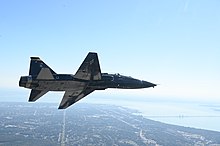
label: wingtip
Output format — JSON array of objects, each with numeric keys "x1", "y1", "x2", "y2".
[
  {"x1": 30, "y1": 57, "x2": 40, "y2": 60},
  {"x1": 58, "y1": 105, "x2": 67, "y2": 109},
  {"x1": 88, "y1": 52, "x2": 97, "y2": 55},
  {"x1": 58, "y1": 106, "x2": 65, "y2": 109}
]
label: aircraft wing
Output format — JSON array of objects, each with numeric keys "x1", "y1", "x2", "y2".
[
  {"x1": 58, "y1": 88, "x2": 95, "y2": 109},
  {"x1": 74, "y1": 52, "x2": 101, "y2": 80},
  {"x1": 29, "y1": 89, "x2": 48, "y2": 102}
]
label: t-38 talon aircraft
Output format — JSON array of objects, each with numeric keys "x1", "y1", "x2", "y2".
[{"x1": 19, "y1": 52, "x2": 156, "y2": 109}]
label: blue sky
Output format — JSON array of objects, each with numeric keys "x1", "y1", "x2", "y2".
[{"x1": 0, "y1": 0, "x2": 220, "y2": 103}]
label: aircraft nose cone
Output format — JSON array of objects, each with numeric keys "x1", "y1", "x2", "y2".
[{"x1": 142, "y1": 81, "x2": 157, "y2": 88}]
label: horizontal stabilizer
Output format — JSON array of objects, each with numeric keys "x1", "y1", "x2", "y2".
[
  {"x1": 74, "y1": 52, "x2": 101, "y2": 80},
  {"x1": 29, "y1": 89, "x2": 48, "y2": 102}
]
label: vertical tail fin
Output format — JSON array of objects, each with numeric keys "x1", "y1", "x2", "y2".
[{"x1": 29, "y1": 57, "x2": 56, "y2": 79}]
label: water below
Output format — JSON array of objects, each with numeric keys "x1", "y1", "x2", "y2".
[
  {"x1": 124, "y1": 102, "x2": 220, "y2": 132},
  {"x1": 86, "y1": 97, "x2": 220, "y2": 132}
]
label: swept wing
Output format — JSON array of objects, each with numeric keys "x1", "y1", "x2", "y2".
[{"x1": 58, "y1": 52, "x2": 101, "y2": 109}]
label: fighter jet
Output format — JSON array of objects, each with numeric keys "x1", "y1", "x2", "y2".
[{"x1": 19, "y1": 52, "x2": 156, "y2": 109}]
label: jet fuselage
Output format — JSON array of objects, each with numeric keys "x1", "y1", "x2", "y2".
[
  {"x1": 19, "y1": 73, "x2": 156, "y2": 91},
  {"x1": 19, "y1": 52, "x2": 156, "y2": 109}
]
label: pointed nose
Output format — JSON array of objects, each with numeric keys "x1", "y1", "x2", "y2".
[{"x1": 142, "y1": 81, "x2": 157, "y2": 88}]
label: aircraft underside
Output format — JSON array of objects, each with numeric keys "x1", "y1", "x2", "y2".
[{"x1": 34, "y1": 80, "x2": 87, "y2": 91}]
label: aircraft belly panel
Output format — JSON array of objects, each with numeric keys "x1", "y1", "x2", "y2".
[{"x1": 36, "y1": 81, "x2": 86, "y2": 91}]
